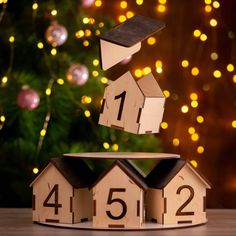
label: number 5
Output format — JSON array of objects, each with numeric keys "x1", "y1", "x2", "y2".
[{"x1": 106, "y1": 188, "x2": 127, "y2": 220}]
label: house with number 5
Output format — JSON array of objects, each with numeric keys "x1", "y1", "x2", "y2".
[
  {"x1": 91, "y1": 159, "x2": 148, "y2": 228},
  {"x1": 30, "y1": 157, "x2": 96, "y2": 224},
  {"x1": 99, "y1": 71, "x2": 165, "y2": 134},
  {"x1": 145, "y1": 159, "x2": 211, "y2": 225}
]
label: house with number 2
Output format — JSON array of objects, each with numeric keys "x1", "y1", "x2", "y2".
[{"x1": 99, "y1": 71, "x2": 165, "y2": 134}]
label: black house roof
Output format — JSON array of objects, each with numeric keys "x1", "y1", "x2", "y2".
[
  {"x1": 31, "y1": 157, "x2": 96, "y2": 189},
  {"x1": 99, "y1": 15, "x2": 165, "y2": 47},
  {"x1": 91, "y1": 159, "x2": 148, "y2": 191}
]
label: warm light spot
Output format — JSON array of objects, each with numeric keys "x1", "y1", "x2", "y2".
[
  {"x1": 2, "y1": 76, "x2": 8, "y2": 84},
  {"x1": 95, "y1": 0, "x2": 102, "y2": 7},
  {"x1": 233, "y1": 75, "x2": 236, "y2": 83},
  {"x1": 120, "y1": 1, "x2": 127, "y2": 9},
  {"x1": 213, "y1": 70, "x2": 221, "y2": 78},
  {"x1": 163, "y1": 90, "x2": 170, "y2": 98},
  {"x1": 45, "y1": 88, "x2": 51, "y2": 96},
  {"x1": 9, "y1": 36, "x2": 15, "y2": 43},
  {"x1": 197, "y1": 146, "x2": 204, "y2": 154},
  {"x1": 40, "y1": 129, "x2": 46, "y2": 137},
  {"x1": 232, "y1": 120, "x2": 236, "y2": 128},
  {"x1": 196, "y1": 115, "x2": 204, "y2": 123},
  {"x1": 118, "y1": 15, "x2": 126, "y2": 23},
  {"x1": 210, "y1": 52, "x2": 218, "y2": 60},
  {"x1": 190, "y1": 160, "x2": 198, "y2": 168},
  {"x1": 92, "y1": 70, "x2": 99, "y2": 77},
  {"x1": 159, "y1": 0, "x2": 167, "y2": 4},
  {"x1": 173, "y1": 138, "x2": 180, "y2": 147},
  {"x1": 157, "y1": 5, "x2": 166, "y2": 13},
  {"x1": 32, "y1": 3, "x2": 38, "y2": 10},
  {"x1": 147, "y1": 37, "x2": 156, "y2": 45},
  {"x1": 81, "y1": 96, "x2": 92, "y2": 104},
  {"x1": 51, "y1": 9, "x2": 57, "y2": 16},
  {"x1": 57, "y1": 78, "x2": 64, "y2": 85},
  {"x1": 200, "y1": 34, "x2": 207, "y2": 41},
  {"x1": 181, "y1": 105, "x2": 189, "y2": 113},
  {"x1": 83, "y1": 17, "x2": 90, "y2": 24},
  {"x1": 51, "y1": 48, "x2": 57, "y2": 55},
  {"x1": 191, "y1": 67, "x2": 199, "y2": 76},
  {"x1": 98, "y1": 22, "x2": 104, "y2": 28},
  {"x1": 83, "y1": 40, "x2": 90, "y2": 47},
  {"x1": 85, "y1": 29, "x2": 92, "y2": 37},
  {"x1": 0, "y1": 115, "x2": 5, "y2": 122},
  {"x1": 103, "y1": 142, "x2": 110, "y2": 149},
  {"x1": 143, "y1": 67, "x2": 151, "y2": 75},
  {"x1": 84, "y1": 110, "x2": 91, "y2": 117},
  {"x1": 191, "y1": 100, "x2": 198, "y2": 108},
  {"x1": 136, "y1": 0, "x2": 143, "y2": 5},
  {"x1": 181, "y1": 60, "x2": 189, "y2": 68},
  {"x1": 227, "y1": 64, "x2": 234, "y2": 72},
  {"x1": 89, "y1": 18, "x2": 95, "y2": 24},
  {"x1": 155, "y1": 60, "x2": 162, "y2": 68},
  {"x1": 156, "y1": 67, "x2": 163, "y2": 74},
  {"x1": 205, "y1": 5, "x2": 212, "y2": 12},
  {"x1": 193, "y1": 29, "x2": 201, "y2": 37},
  {"x1": 93, "y1": 59, "x2": 99, "y2": 66},
  {"x1": 190, "y1": 93, "x2": 198, "y2": 101},
  {"x1": 161, "y1": 122, "x2": 168, "y2": 129},
  {"x1": 75, "y1": 30, "x2": 84, "y2": 38},
  {"x1": 95, "y1": 30, "x2": 101, "y2": 36},
  {"x1": 112, "y1": 144, "x2": 119, "y2": 151},
  {"x1": 33, "y1": 168, "x2": 39, "y2": 174},
  {"x1": 191, "y1": 133, "x2": 199, "y2": 141},
  {"x1": 210, "y1": 18, "x2": 217, "y2": 27},
  {"x1": 212, "y1": 1, "x2": 220, "y2": 8},
  {"x1": 101, "y1": 77, "x2": 108, "y2": 84},
  {"x1": 188, "y1": 127, "x2": 195, "y2": 134},
  {"x1": 37, "y1": 42, "x2": 44, "y2": 49},
  {"x1": 204, "y1": 0, "x2": 212, "y2": 4},
  {"x1": 134, "y1": 69, "x2": 143, "y2": 78},
  {"x1": 126, "y1": 11, "x2": 134, "y2": 19}
]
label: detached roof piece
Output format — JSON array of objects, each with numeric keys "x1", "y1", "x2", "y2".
[
  {"x1": 91, "y1": 159, "x2": 148, "y2": 191},
  {"x1": 146, "y1": 159, "x2": 211, "y2": 189},
  {"x1": 100, "y1": 15, "x2": 165, "y2": 47},
  {"x1": 31, "y1": 157, "x2": 96, "y2": 189}
]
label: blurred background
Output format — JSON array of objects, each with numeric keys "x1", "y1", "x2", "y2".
[{"x1": 0, "y1": 0, "x2": 235, "y2": 208}]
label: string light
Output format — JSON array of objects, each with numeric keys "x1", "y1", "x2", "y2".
[
  {"x1": 93, "y1": 59, "x2": 99, "y2": 66},
  {"x1": 98, "y1": 22, "x2": 104, "y2": 28},
  {"x1": 191, "y1": 67, "x2": 199, "y2": 76},
  {"x1": 83, "y1": 40, "x2": 90, "y2": 47},
  {"x1": 89, "y1": 18, "x2": 95, "y2": 24},
  {"x1": 213, "y1": 70, "x2": 221, "y2": 78},
  {"x1": 212, "y1": 1, "x2": 220, "y2": 8},
  {"x1": 181, "y1": 105, "x2": 189, "y2": 113},
  {"x1": 160, "y1": 122, "x2": 168, "y2": 129},
  {"x1": 159, "y1": 0, "x2": 167, "y2": 3},
  {"x1": 134, "y1": 69, "x2": 143, "y2": 78},
  {"x1": 157, "y1": 5, "x2": 166, "y2": 13},
  {"x1": 120, "y1": 1, "x2": 127, "y2": 9},
  {"x1": 163, "y1": 90, "x2": 170, "y2": 98},
  {"x1": 40, "y1": 129, "x2": 46, "y2": 137},
  {"x1": 233, "y1": 75, "x2": 236, "y2": 83},
  {"x1": 83, "y1": 17, "x2": 90, "y2": 24},
  {"x1": 142, "y1": 66, "x2": 151, "y2": 75},
  {"x1": 84, "y1": 110, "x2": 91, "y2": 117},
  {"x1": 181, "y1": 60, "x2": 189, "y2": 68},
  {"x1": 118, "y1": 15, "x2": 126, "y2": 23},
  {"x1": 51, "y1": 48, "x2": 57, "y2": 55},
  {"x1": 172, "y1": 138, "x2": 180, "y2": 147},
  {"x1": 147, "y1": 37, "x2": 156, "y2": 45},
  {"x1": 112, "y1": 144, "x2": 119, "y2": 151},
  {"x1": 191, "y1": 100, "x2": 198, "y2": 108},
  {"x1": 51, "y1": 9, "x2": 57, "y2": 16},
  {"x1": 210, "y1": 52, "x2": 218, "y2": 60},
  {"x1": 95, "y1": 0, "x2": 102, "y2": 7},
  {"x1": 75, "y1": 30, "x2": 84, "y2": 38},
  {"x1": 227, "y1": 64, "x2": 234, "y2": 72},
  {"x1": 9, "y1": 36, "x2": 15, "y2": 43},
  {"x1": 197, "y1": 146, "x2": 204, "y2": 154},
  {"x1": 232, "y1": 120, "x2": 236, "y2": 128},
  {"x1": 33, "y1": 168, "x2": 39, "y2": 174},
  {"x1": 2, "y1": 76, "x2": 8, "y2": 84},
  {"x1": 0, "y1": 115, "x2": 5, "y2": 122},
  {"x1": 196, "y1": 115, "x2": 204, "y2": 123},
  {"x1": 156, "y1": 67, "x2": 163, "y2": 73},
  {"x1": 0, "y1": 0, "x2": 8, "y2": 3},
  {"x1": 193, "y1": 29, "x2": 201, "y2": 37},
  {"x1": 191, "y1": 133, "x2": 199, "y2": 141},
  {"x1": 136, "y1": 0, "x2": 143, "y2": 5},
  {"x1": 210, "y1": 18, "x2": 217, "y2": 27},
  {"x1": 85, "y1": 29, "x2": 92, "y2": 37},
  {"x1": 92, "y1": 70, "x2": 99, "y2": 77},
  {"x1": 45, "y1": 88, "x2": 51, "y2": 96},
  {"x1": 101, "y1": 77, "x2": 108, "y2": 84},
  {"x1": 190, "y1": 160, "x2": 198, "y2": 168},
  {"x1": 103, "y1": 142, "x2": 110, "y2": 149},
  {"x1": 37, "y1": 42, "x2": 44, "y2": 49},
  {"x1": 81, "y1": 96, "x2": 92, "y2": 104},
  {"x1": 57, "y1": 78, "x2": 64, "y2": 85},
  {"x1": 32, "y1": 3, "x2": 38, "y2": 10},
  {"x1": 205, "y1": 5, "x2": 212, "y2": 12},
  {"x1": 188, "y1": 127, "x2": 195, "y2": 134},
  {"x1": 95, "y1": 30, "x2": 101, "y2": 36},
  {"x1": 204, "y1": 0, "x2": 212, "y2": 4},
  {"x1": 126, "y1": 11, "x2": 134, "y2": 19},
  {"x1": 200, "y1": 34, "x2": 207, "y2": 41},
  {"x1": 190, "y1": 93, "x2": 198, "y2": 101}
]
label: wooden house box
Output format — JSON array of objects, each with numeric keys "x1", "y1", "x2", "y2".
[
  {"x1": 145, "y1": 159, "x2": 211, "y2": 225},
  {"x1": 99, "y1": 71, "x2": 165, "y2": 134},
  {"x1": 91, "y1": 159, "x2": 148, "y2": 228},
  {"x1": 30, "y1": 158, "x2": 95, "y2": 224}
]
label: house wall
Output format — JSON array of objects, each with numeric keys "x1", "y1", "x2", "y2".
[
  {"x1": 163, "y1": 165, "x2": 207, "y2": 224},
  {"x1": 73, "y1": 188, "x2": 93, "y2": 223},
  {"x1": 99, "y1": 72, "x2": 144, "y2": 134},
  {"x1": 32, "y1": 164, "x2": 73, "y2": 223},
  {"x1": 138, "y1": 97, "x2": 165, "y2": 134},
  {"x1": 146, "y1": 188, "x2": 164, "y2": 224},
  {"x1": 92, "y1": 165, "x2": 144, "y2": 228}
]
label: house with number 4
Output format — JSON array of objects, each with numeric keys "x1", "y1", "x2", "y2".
[
  {"x1": 99, "y1": 71, "x2": 165, "y2": 134},
  {"x1": 30, "y1": 158, "x2": 96, "y2": 224}
]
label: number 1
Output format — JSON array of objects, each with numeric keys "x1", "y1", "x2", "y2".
[{"x1": 114, "y1": 91, "x2": 126, "y2": 120}]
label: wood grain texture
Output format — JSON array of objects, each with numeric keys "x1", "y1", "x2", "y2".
[{"x1": 0, "y1": 209, "x2": 236, "y2": 235}]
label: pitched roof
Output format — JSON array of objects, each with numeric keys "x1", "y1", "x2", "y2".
[
  {"x1": 30, "y1": 157, "x2": 96, "y2": 188},
  {"x1": 91, "y1": 160, "x2": 148, "y2": 191},
  {"x1": 146, "y1": 159, "x2": 211, "y2": 189},
  {"x1": 100, "y1": 15, "x2": 165, "y2": 47}
]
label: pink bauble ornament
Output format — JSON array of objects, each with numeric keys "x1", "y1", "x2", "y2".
[
  {"x1": 66, "y1": 64, "x2": 89, "y2": 85},
  {"x1": 81, "y1": 0, "x2": 95, "y2": 7},
  {"x1": 45, "y1": 23, "x2": 68, "y2": 46},
  {"x1": 17, "y1": 87, "x2": 40, "y2": 110},
  {"x1": 120, "y1": 55, "x2": 132, "y2": 65}
]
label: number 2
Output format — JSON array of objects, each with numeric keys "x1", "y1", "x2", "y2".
[{"x1": 114, "y1": 91, "x2": 126, "y2": 120}]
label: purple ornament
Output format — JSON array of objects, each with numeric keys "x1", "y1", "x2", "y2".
[
  {"x1": 45, "y1": 23, "x2": 68, "y2": 46},
  {"x1": 17, "y1": 88, "x2": 40, "y2": 110},
  {"x1": 81, "y1": 0, "x2": 95, "y2": 7},
  {"x1": 66, "y1": 64, "x2": 89, "y2": 86},
  {"x1": 120, "y1": 55, "x2": 132, "y2": 65}
]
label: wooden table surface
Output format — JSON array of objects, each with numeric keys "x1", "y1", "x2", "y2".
[{"x1": 0, "y1": 208, "x2": 235, "y2": 236}]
